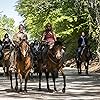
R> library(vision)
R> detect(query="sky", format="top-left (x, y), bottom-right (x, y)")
top-left (0, 0), bottom-right (23, 26)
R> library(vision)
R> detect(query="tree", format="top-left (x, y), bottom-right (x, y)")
top-left (0, 15), bottom-right (17, 39)
top-left (16, 0), bottom-right (98, 59)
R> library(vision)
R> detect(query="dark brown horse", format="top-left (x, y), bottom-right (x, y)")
top-left (10, 40), bottom-right (32, 92)
top-left (76, 46), bottom-right (91, 75)
top-left (3, 49), bottom-right (11, 76)
top-left (38, 41), bottom-right (66, 93)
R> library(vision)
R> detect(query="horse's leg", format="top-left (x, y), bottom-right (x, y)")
top-left (45, 72), bottom-right (50, 91)
top-left (3, 66), bottom-right (5, 76)
top-left (6, 61), bottom-right (9, 76)
top-left (24, 70), bottom-right (30, 92)
top-left (79, 62), bottom-right (82, 74)
top-left (24, 77), bottom-right (28, 92)
top-left (24, 75), bottom-right (28, 92)
top-left (4, 61), bottom-right (7, 76)
top-left (76, 61), bottom-right (79, 74)
top-left (15, 72), bottom-right (18, 91)
top-left (9, 70), bottom-right (13, 89)
top-left (5, 61), bottom-right (9, 77)
top-left (19, 74), bottom-right (23, 92)
top-left (3, 61), bottom-right (6, 77)
top-left (85, 61), bottom-right (89, 75)
top-left (51, 71), bottom-right (57, 91)
top-left (39, 71), bottom-right (42, 90)
top-left (77, 61), bottom-right (81, 74)
top-left (60, 68), bottom-right (66, 93)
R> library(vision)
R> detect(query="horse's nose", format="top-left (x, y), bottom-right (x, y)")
top-left (23, 50), bottom-right (26, 57)
top-left (56, 54), bottom-right (61, 59)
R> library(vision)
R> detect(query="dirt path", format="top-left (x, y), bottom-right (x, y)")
top-left (0, 67), bottom-right (100, 100)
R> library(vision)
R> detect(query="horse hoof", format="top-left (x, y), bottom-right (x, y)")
top-left (24, 90), bottom-right (27, 93)
top-left (78, 72), bottom-right (81, 75)
top-left (15, 86), bottom-right (18, 91)
top-left (20, 89), bottom-right (22, 92)
top-left (54, 88), bottom-right (57, 91)
top-left (62, 88), bottom-right (65, 93)
top-left (11, 87), bottom-right (13, 90)
top-left (38, 88), bottom-right (42, 91)
top-left (48, 89), bottom-right (53, 93)
top-left (86, 72), bottom-right (88, 75)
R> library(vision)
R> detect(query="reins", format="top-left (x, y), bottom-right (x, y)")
top-left (48, 49), bottom-right (62, 65)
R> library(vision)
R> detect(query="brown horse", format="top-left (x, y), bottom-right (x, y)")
top-left (10, 40), bottom-right (32, 92)
top-left (76, 46), bottom-right (91, 75)
top-left (38, 41), bottom-right (66, 93)
top-left (3, 49), bottom-right (11, 76)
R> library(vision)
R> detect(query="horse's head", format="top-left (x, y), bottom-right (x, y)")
top-left (82, 46), bottom-right (89, 55)
top-left (52, 41), bottom-right (63, 60)
top-left (19, 40), bottom-right (30, 57)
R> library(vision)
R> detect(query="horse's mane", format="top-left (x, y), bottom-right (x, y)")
top-left (18, 40), bottom-right (29, 61)
top-left (54, 41), bottom-right (63, 46)
top-left (17, 47), bottom-right (22, 61)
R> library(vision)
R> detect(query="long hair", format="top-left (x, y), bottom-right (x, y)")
top-left (45, 23), bottom-right (53, 33)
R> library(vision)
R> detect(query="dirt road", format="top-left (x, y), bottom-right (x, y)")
top-left (0, 67), bottom-right (100, 100)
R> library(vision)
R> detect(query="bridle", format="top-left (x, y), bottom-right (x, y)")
top-left (19, 40), bottom-right (30, 57)
top-left (48, 47), bottom-right (62, 65)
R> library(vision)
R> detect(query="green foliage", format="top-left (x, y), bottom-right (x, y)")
top-left (16, 0), bottom-right (98, 58)
top-left (0, 15), bottom-right (17, 40)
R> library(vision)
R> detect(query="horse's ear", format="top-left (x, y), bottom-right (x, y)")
top-left (62, 46), bottom-right (65, 49)
top-left (55, 40), bottom-right (62, 46)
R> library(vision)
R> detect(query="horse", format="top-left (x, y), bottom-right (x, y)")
top-left (10, 40), bottom-right (32, 92)
top-left (76, 45), bottom-right (92, 75)
top-left (38, 41), bottom-right (66, 93)
top-left (2, 46), bottom-right (12, 76)
top-left (0, 44), bottom-right (3, 70)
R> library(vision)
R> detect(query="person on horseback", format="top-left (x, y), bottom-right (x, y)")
top-left (0, 40), bottom-right (3, 60)
top-left (2, 33), bottom-right (12, 49)
top-left (13, 24), bottom-right (28, 46)
top-left (77, 32), bottom-right (88, 59)
top-left (10, 24), bottom-right (28, 71)
top-left (42, 23), bottom-right (57, 49)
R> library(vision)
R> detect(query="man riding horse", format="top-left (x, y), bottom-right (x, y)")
top-left (13, 24), bottom-right (28, 46)
top-left (77, 32), bottom-right (88, 60)
top-left (76, 32), bottom-right (92, 74)
top-left (10, 24), bottom-right (28, 71)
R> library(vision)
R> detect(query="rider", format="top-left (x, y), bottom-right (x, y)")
top-left (42, 23), bottom-right (57, 49)
top-left (0, 40), bottom-right (3, 59)
top-left (77, 32), bottom-right (88, 59)
top-left (13, 24), bottom-right (28, 46)
top-left (10, 24), bottom-right (28, 71)
top-left (2, 33), bottom-right (12, 49)
top-left (42, 23), bottom-right (65, 66)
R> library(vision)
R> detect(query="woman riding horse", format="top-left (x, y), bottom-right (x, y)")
top-left (2, 33), bottom-right (12, 76)
top-left (42, 23), bottom-right (57, 49)
top-left (35, 23), bottom-right (66, 93)
top-left (2, 33), bottom-right (12, 49)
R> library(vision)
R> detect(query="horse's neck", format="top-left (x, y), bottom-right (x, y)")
top-left (81, 47), bottom-right (88, 57)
